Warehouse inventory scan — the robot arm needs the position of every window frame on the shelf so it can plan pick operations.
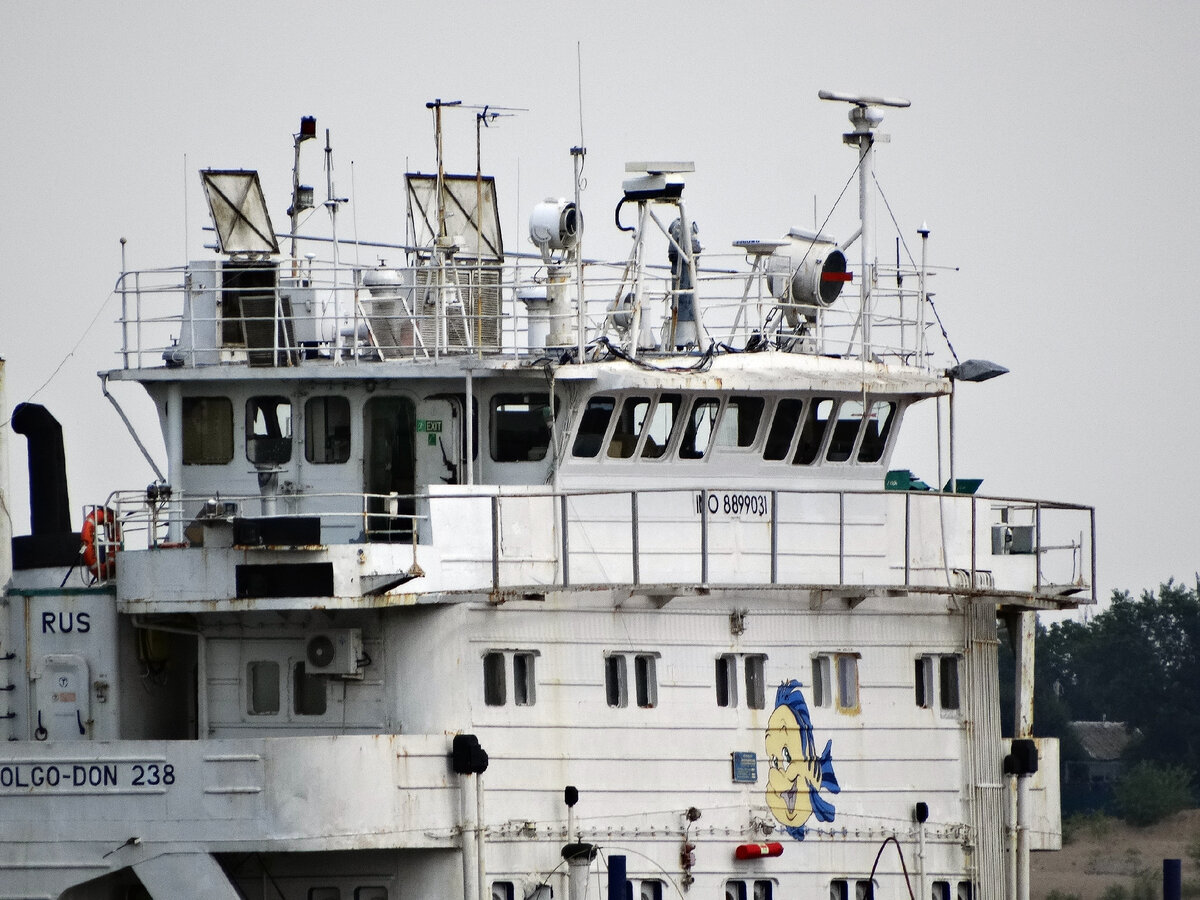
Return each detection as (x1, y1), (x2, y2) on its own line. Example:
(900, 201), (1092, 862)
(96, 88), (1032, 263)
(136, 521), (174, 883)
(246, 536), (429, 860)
(245, 395), (293, 465)
(182, 395), (234, 465)
(813, 652), (860, 714)
(304, 395), (351, 464)
(246, 660), (281, 715)
(483, 649), (538, 708)
(489, 392), (554, 463)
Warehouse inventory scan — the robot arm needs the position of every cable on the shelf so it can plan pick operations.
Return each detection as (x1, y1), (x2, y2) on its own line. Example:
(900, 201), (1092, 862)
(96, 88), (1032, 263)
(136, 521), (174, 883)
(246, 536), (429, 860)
(867, 834), (916, 899)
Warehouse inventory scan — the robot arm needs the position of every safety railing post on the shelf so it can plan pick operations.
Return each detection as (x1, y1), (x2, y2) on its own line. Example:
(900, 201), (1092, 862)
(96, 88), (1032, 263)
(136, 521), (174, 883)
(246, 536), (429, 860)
(560, 493), (570, 588)
(904, 492), (911, 588)
(1089, 507), (1097, 604)
(630, 492), (640, 585)
(700, 489), (709, 585)
(970, 495), (977, 588)
(490, 495), (499, 591)
(838, 492), (845, 585)
(770, 490), (778, 585)
(1034, 501), (1042, 592)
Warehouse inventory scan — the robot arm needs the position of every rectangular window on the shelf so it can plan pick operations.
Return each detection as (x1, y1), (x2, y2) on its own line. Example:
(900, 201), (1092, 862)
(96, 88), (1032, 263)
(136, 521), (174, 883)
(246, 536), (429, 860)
(305, 396), (351, 463)
(812, 656), (832, 708)
(626, 881), (664, 900)
(855, 881), (875, 900)
(752, 882), (773, 900)
(713, 396), (765, 449)
(572, 395), (615, 458)
(829, 882), (848, 900)
(246, 395), (293, 464)
(605, 654), (628, 707)
(608, 396), (652, 459)
(940, 656), (961, 711)
(915, 656), (934, 708)
(183, 396), (234, 464)
(745, 654), (767, 709)
(513, 652), (536, 706)
(353, 890), (387, 900)
(716, 655), (737, 708)
(956, 883), (973, 900)
(837, 654), (860, 712)
(725, 883), (748, 900)
(794, 397), (834, 465)
(931, 882), (950, 900)
(634, 654), (657, 708)
(484, 652), (506, 706)
(857, 400), (897, 463)
(918, 654), (961, 713)
(491, 393), (553, 462)
(827, 399), (865, 462)
(764, 398), (803, 460)
(678, 396), (720, 459)
(293, 661), (328, 716)
(247, 660), (280, 715)
(641, 393), (682, 459)
(490, 883), (514, 900)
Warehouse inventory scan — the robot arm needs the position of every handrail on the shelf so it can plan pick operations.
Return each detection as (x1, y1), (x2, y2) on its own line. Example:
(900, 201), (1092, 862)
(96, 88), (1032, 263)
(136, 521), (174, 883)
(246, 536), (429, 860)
(94, 486), (1096, 604)
(112, 256), (942, 372)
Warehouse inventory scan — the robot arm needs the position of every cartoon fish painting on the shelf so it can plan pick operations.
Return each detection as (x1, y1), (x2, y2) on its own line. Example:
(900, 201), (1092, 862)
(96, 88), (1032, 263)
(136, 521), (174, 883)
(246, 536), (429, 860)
(764, 679), (840, 839)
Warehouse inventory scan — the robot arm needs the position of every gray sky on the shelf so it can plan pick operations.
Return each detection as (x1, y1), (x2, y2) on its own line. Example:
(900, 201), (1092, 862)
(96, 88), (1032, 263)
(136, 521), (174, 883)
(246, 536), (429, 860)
(2, 2), (1198, 605)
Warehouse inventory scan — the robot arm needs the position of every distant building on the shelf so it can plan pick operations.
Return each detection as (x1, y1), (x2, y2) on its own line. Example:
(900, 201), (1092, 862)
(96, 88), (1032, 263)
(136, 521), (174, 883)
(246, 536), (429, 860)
(1063, 720), (1135, 813)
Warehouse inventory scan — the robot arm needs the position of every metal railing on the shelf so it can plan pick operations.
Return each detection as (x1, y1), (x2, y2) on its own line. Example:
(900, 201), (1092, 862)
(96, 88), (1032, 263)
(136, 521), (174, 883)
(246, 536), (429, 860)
(93, 485), (1096, 604)
(114, 255), (939, 372)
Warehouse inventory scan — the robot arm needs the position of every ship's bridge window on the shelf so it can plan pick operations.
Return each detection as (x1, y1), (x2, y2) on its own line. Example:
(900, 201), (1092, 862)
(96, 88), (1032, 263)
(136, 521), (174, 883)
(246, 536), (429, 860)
(826, 400), (865, 462)
(182, 396), (234, 465)
(305, 396), (351, 464)
(857, 400), (897, 463)
(608, 395), (652, 459)
(483, 650), (538, 707)
(641, 393), (682, 459)
(678, 396), (721, 459)
(764, 398), (804, 461)
(572, 395), (616, 458)
(491, 392), (553, 462)
(812, 652), (860, 714)
(713, 396), (765, 450)
(795, 397), (835, 464)
(246, 396), (293, 465)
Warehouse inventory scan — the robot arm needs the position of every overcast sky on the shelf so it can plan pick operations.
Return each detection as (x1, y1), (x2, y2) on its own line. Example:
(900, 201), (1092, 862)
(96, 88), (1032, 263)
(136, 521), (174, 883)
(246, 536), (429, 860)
(2, 2), (1198, 607)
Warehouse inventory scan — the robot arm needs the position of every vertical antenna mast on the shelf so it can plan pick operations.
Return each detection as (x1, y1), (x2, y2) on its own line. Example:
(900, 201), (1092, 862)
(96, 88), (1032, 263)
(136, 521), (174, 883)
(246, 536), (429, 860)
(573, 42), (587, 363)
(818, 90), (909, 360)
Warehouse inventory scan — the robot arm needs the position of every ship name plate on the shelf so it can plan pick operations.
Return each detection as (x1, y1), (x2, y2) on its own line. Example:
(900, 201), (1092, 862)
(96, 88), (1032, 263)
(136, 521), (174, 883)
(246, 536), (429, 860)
(0, 760), (175, 795)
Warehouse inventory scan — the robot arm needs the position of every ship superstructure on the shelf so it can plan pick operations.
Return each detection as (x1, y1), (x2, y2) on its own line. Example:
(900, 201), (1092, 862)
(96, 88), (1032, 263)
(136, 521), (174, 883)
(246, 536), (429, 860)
(1, 94), (1093, 900)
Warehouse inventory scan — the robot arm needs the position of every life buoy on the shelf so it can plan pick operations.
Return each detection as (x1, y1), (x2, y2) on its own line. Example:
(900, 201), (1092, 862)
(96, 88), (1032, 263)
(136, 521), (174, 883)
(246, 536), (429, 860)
(81, 508), (121, 580)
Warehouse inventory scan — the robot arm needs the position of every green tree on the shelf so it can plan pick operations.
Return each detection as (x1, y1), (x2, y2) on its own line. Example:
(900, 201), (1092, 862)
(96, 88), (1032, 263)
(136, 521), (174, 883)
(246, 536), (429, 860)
(1042, 579), (1200, 777)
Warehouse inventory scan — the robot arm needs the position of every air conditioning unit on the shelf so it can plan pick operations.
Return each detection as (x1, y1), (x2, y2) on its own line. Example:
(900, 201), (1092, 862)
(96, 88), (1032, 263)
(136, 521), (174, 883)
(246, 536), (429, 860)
(305, 629), (363, 676)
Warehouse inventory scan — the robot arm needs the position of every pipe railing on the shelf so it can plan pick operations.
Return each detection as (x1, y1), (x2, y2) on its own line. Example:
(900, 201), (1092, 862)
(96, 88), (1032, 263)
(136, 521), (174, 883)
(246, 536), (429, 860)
(89, 486), (1096, 604)
(113, 257), (939, 372)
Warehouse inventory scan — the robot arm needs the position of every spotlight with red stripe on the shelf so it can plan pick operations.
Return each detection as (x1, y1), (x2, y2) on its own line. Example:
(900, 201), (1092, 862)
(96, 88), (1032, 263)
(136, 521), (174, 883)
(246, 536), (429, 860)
(734, 842), (784, 860)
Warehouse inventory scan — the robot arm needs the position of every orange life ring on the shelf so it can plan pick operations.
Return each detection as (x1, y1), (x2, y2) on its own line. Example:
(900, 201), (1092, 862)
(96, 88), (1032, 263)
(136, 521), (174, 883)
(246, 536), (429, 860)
(81, 508), (121, 580)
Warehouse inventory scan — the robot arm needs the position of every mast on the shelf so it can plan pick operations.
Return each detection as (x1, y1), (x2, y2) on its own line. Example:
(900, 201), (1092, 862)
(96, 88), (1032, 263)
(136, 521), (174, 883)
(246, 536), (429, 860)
(819, 90), (910, 359)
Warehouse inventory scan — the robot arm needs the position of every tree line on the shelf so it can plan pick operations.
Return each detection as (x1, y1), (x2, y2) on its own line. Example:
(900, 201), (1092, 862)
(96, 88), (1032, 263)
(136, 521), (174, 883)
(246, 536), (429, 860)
(999, 578), (1199, 821)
